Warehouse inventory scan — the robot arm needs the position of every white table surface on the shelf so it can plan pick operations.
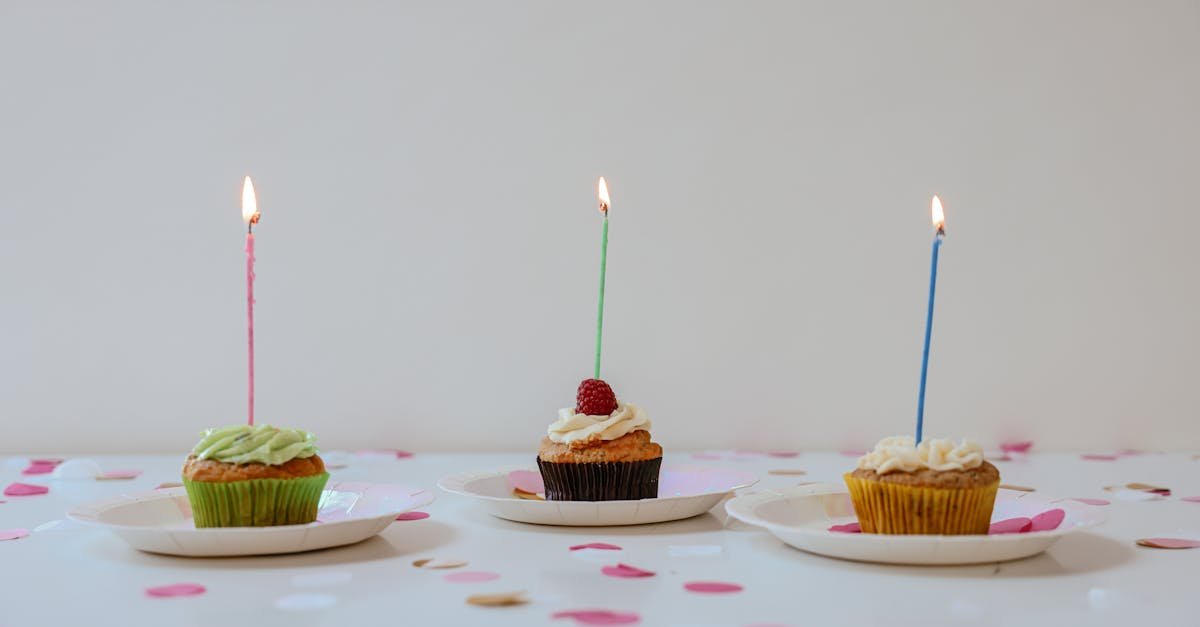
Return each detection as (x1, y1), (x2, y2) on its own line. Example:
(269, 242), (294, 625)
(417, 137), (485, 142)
(1, 451), (1197, 626)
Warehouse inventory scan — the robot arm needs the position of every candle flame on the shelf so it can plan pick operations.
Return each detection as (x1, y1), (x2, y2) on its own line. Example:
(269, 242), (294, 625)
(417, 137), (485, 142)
(931, 195), (945, 231)
(242, 176), (260, 226)
(597, 177), (610, 214)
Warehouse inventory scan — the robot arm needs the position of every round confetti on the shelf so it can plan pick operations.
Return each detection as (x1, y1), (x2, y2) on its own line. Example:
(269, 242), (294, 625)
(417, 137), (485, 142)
(395, 511), (430, 521)
(444, 571), (501, 583)
(146, 583), (206, 598)
(684, 581), (744, 594)
(601, 564), (655, 578)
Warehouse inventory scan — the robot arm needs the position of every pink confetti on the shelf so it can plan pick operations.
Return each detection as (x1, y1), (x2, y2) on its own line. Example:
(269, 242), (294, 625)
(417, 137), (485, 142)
(444, 571), (500, 583)
(552, 610), (641, 625)
(395, 511), (430, 521)
(22, 460), (61, 475)
(4, 483), (49, 497)
(507, 470), (545, 494)
(394, 450), (414, 459)
(1030, 508), (1065, 532)
(146, 583), (206, 598)
(98, 469), (143, 480)
(601, 564), (655, 578)
(684, 581), (744, 594)
(0, 528), (30, 541)
(1137, 538), (1200, 549)
(1000, 441), (1034, 454)
(570, 542), (622, 551)
(828, 522), (861, 533)
(766, 451), (799, 458)
(839, 450), (866, 457)
(691, 452), (722, 460)
(1071, 498), (1111, 506)
(989, 517), (1032, 534)
(1081, 454), (1119, 461)
(1179, 496), (1200, 503)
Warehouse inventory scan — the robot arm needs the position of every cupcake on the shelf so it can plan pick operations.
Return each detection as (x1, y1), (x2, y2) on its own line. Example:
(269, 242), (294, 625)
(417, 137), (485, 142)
(182, 424), (329, 527)
(843, 436), (999, 535)
(537, 378), (663, 501)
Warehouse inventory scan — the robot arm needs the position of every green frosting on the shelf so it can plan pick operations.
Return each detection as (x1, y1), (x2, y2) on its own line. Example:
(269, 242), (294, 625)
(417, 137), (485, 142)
(191, 424), (318, 465)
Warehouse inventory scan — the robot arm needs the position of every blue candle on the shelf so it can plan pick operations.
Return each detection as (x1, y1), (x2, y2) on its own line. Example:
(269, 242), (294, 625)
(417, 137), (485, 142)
(915, 195), (946, 444)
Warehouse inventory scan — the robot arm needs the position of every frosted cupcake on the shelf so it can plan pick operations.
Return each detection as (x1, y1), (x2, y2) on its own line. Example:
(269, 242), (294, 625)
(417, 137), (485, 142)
(843, 436), (999, 535)
(537, 379), (663, 501)
(182, 424), (328, 527)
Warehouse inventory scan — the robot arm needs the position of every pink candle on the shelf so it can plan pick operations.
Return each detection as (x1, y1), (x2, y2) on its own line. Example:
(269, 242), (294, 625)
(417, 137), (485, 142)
(242, 177), (260, 426)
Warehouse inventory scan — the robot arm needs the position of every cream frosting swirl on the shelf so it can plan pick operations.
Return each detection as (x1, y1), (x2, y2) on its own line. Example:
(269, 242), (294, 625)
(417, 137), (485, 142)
(191, 424), (319, 465)
(856, 436), (984, 474)
(547, 402), (651, 445)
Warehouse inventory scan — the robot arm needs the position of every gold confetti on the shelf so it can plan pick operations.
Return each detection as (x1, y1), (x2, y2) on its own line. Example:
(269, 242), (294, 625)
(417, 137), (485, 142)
(413, 558), (468, 569)
(768, 469), (807, 476)
(1105, 482), (1170, 493)
(999, 484), (1035, 492)
(155, 482), (184, 490)
(466, 591), (529, 607)
(513, 488), (545, 501)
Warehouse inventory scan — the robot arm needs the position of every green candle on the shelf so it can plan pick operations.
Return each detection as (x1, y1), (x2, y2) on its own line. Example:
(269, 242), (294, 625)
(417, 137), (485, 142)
(593, 177), (611, 379)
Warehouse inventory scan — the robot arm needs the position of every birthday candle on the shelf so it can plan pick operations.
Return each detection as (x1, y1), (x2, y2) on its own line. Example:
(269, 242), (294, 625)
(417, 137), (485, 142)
(915, 195), (945, 443)
(242, 176), (260, 426)
(593, 177), (611, 379)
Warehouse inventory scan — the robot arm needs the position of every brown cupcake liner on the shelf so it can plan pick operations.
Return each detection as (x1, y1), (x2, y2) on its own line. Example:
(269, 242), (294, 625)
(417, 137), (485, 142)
(844, 473), (998, 535)
(536, 457), (662, 501)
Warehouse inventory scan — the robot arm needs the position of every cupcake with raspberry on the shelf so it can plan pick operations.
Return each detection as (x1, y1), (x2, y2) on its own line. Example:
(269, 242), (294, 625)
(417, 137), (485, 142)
(844, 436), (999, 535)
(537, 378), (663, 501)
(182, 424), (329, 527)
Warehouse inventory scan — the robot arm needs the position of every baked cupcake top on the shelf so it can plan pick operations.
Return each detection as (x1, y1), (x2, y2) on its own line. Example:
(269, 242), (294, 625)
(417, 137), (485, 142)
(856, 436), (984, 474)
(191, 424), (318, 465)
(547, 378), (652, 446)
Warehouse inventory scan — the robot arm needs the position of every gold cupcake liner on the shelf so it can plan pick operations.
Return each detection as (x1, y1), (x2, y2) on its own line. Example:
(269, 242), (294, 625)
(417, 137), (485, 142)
(843, 473), (998, 535)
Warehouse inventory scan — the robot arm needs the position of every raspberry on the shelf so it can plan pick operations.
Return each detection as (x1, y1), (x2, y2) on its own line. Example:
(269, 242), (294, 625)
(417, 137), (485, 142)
(575, 378), (618, 416)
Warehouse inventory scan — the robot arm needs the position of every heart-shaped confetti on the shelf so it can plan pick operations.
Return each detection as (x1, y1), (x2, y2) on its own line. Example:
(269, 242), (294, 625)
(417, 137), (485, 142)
(1081, 454), (1119, 461)
(444, 571), (501, 583)
(146, 583), (206, 598)
(988, 517), (1033, 534)
(507, 470), (545, 494)
(395, 511), (430, 521)
(570, 542), (622, 551)
(828, 522), (861, 533)
(999, 484), (1035, 492)
(1070, 498), (1110, 506)
(22, 460), (60, 475)
(97, 469), (142, 481)
(601, 563), (655, 578)
(413, 558), (467, 569)
(1136, 538), (1200, 549)
(1029, 508), (1065, 532)
(0, 528), (30, 541)
(768, 469), (807, 476)
(1000, 441), (1034, 454)
(4, 483), (49, 497)
(684, 581), (743, 594)
(467, 591), (529, 607)
(552, 609), (641, 625)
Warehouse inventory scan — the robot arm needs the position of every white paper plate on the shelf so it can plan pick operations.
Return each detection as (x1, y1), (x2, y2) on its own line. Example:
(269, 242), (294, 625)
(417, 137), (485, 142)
(725, 484), (1107, 565)
(438, 466), (758, 526)
(68, 481), (434, 557)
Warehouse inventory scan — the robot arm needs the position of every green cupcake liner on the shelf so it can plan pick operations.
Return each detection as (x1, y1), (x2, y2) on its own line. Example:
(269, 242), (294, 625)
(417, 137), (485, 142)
(183, 473), (329, 528)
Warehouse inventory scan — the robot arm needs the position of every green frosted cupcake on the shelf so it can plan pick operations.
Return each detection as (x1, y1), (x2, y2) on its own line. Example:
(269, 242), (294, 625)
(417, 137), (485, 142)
(181, 424), (329, 527)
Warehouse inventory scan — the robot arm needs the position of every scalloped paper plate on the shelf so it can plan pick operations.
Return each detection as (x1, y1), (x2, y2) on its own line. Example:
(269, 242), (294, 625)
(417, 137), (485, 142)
(439, 466), (757, 526)
(725, 484), (1106, 565)
(68, 481), (433, 557)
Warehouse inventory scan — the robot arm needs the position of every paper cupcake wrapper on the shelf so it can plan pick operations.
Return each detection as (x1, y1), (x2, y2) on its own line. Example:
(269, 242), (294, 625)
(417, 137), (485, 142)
(537, 458), (662, 501)
(183, 473), (329, 528)
(843, 473), (999, 535)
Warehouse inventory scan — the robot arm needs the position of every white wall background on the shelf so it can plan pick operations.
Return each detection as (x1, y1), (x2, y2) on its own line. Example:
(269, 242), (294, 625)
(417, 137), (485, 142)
(1, 1), (1197, 454)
